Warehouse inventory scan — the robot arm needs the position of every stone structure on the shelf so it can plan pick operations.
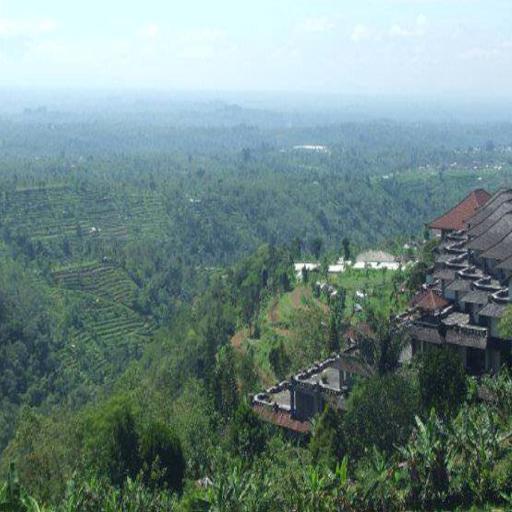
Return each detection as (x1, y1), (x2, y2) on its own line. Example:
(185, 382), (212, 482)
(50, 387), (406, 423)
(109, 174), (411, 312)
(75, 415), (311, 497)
(251, 346), (372, 433)
(408, 188), (512, 374)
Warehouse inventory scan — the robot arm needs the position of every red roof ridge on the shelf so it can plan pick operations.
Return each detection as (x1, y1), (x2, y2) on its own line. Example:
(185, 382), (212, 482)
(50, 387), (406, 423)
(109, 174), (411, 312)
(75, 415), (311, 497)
(428, 188), (491, 231)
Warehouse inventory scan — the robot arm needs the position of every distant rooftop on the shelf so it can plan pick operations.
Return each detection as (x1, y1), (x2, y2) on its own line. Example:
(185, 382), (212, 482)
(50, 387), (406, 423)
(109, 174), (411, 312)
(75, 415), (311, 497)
(428, 188), (491, 231)
(355, 250), (395, 263)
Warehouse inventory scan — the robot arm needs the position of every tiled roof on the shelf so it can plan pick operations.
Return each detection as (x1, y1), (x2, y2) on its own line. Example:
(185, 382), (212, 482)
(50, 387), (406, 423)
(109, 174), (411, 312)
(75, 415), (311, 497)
(496, 254), (512, 271)
(460, 290), (489, 305)
(479, 302), (508, 319)
(428, 189), (491, 231)
(445, 279), (472, 293)
(481, 231), (512, 261)
(409, 323), (444, 344)
(437, 253), (457, 264)
(468, 201), (512, 238)
(442, 312), (470, 326)
(416, 289), (449, 311)
(445, 326), (488, 350)
(252, 404), (311, 434)
(467, 213), (512, 252)
(467, 189), (512, 229)
(433, 269), (457, 281)
(337, 355), (373, 378)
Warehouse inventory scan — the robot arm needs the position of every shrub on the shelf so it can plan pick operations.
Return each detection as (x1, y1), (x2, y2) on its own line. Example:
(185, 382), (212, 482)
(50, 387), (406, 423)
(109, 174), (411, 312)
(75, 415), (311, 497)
(139, 422), (185, 492)
(418, 348), (467, 419)
(343, 373), (419, 459)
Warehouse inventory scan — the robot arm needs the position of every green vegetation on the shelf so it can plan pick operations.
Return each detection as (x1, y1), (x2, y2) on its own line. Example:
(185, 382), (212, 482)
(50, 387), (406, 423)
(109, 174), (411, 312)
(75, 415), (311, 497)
(1, 116), (512, 510)
(418, 347), (468, 419)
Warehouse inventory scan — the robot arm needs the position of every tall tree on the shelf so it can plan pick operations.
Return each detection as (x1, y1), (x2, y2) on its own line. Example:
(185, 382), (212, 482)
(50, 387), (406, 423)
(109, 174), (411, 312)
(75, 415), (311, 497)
(310, 238), (323, 259)
(342, 237), (351, 261)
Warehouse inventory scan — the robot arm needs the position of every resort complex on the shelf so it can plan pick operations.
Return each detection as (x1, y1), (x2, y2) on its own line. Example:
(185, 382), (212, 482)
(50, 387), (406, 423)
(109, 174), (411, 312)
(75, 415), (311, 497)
(253, 187), (512, 433)
(409, 188), (512, 374)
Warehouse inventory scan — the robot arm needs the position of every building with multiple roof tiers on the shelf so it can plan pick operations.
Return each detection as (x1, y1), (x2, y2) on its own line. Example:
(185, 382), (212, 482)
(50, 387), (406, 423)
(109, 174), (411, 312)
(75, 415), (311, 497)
(251, 341), (372, 434)
(409, 188), (512, 374)
(252, 188), (512, 433)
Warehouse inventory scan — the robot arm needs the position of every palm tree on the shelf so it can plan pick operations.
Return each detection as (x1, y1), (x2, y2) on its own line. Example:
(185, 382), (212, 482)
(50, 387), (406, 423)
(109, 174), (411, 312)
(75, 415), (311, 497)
(360, 308), (409, 375)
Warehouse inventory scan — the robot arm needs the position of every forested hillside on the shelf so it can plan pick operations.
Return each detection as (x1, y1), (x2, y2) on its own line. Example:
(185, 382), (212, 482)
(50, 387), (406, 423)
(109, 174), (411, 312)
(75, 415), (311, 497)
(1, 113), (512, 510)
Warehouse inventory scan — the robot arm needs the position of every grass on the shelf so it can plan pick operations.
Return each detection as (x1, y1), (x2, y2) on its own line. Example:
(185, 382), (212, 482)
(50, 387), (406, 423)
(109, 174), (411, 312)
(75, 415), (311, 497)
(328, 267), (407, 323)
(231, 268), (409, 387)
(230, 284), (326, 386)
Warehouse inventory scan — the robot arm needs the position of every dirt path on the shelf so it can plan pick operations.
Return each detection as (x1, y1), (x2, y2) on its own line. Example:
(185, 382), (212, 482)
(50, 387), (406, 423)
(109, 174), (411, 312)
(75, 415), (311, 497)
(230, 328), (248, 351)
(290, 286), (308, 308)
(268, 297), (280, 324)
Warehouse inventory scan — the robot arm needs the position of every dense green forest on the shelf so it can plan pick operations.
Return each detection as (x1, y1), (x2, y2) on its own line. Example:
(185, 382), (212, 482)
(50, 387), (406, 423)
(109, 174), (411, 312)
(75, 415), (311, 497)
(1, 110), (512, 510)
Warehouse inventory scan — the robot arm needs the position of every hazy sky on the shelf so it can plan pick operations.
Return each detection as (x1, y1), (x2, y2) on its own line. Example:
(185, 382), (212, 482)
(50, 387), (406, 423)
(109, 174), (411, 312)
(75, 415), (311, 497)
(0, 0), (511, 96)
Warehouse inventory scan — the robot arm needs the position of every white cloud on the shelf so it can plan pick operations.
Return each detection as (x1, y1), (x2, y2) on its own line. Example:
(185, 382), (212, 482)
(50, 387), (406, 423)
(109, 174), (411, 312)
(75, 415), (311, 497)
(298, 17), (335, 33)
(0, 17), (57, 38)
(351, 24), (374, 43)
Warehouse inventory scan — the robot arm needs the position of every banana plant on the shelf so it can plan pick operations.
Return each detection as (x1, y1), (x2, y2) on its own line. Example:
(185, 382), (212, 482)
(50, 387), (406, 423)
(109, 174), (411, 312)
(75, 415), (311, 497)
(398, 411), (448, 510)
(0, 463), (44, 512)
(447, 404), (501, 505)
(356, 447), (406, 512)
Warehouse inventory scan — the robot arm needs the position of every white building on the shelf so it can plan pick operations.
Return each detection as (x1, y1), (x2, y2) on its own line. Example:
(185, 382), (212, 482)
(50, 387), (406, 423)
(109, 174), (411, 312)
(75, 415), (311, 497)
(294, 262), (320, 280)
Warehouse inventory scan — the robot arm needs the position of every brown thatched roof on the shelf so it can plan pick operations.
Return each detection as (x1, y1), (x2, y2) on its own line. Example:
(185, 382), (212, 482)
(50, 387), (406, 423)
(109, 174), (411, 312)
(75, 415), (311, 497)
(416, 289), (449, 312)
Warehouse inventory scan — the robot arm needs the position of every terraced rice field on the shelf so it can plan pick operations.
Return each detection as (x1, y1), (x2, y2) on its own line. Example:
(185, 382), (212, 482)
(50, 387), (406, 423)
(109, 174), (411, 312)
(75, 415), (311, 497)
(58, 295), (155, 385)
(0, 186), (170, 256)
(0, 185), (166, 386)
(49, 259), (156, 383)
(52, 262), (138, 306)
